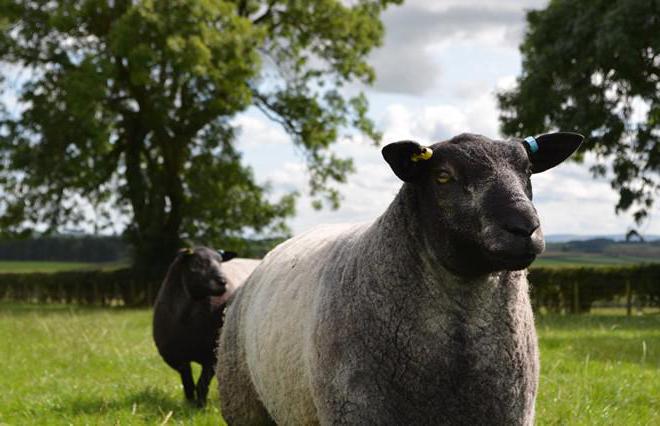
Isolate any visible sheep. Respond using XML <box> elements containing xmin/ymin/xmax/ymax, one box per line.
<box><xmin>152</xmin><ymin>246</ymin><xmax>259</xmax><ymax>407</ymax></box>
<box><xmin>216</xmin><ymin>132</ymin><xmax>583</xmax><ymax>425</ymax></box>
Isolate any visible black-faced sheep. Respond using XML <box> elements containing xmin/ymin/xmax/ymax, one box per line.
<box><xmin>216</xmin><ymin>132</ymin><xmax>583</xmax><ymax>425</ymax></box>
<box><xmin>152</xmin><ymin>247</ymin><xmax>259</xmax><ymax>406</ymax></box>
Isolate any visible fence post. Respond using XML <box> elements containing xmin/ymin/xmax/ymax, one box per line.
<box><xmin>625</xmin><ymin>279</ymin><xmax>632</xmax><ymax>317</ymax></box>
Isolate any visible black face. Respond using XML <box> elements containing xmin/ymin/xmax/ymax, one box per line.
<box><xmin>383</xmin><ymin>132</ymin><xmax>583</xmax><ymax>276</ymax></box>
<box><xmin>179</xmin><ymin>248</ymin><xmax>228</xmax><ymax>300</ymax></box>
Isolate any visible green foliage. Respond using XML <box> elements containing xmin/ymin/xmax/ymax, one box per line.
<box><xmin>528</xmin><ymin>264</ymin><xmax>660</xmax><ymax>313</ymax></box>
<box><xmin>0</xmin><ymin>268</ymin><xmax>160</xmax><ymax>305</ymax></box>
<box><xmin>0</xmin><ymin>235</ymin><xmax>128</xmax><ymax>262</ymax></box>
<box><xmin>1</xmin><ymin>304</ymin><xmax>658</xmax><ymax>424</ymax></box>
<box><xmin>0</xmin><ymin>0</ymin><xmax>401</xmax><ymax>271</ymax></box>
<box><xmin>2</xmin><ymin>264</ymin><xmax>658</xmax><ymax>311</ymax></box>
<box><xmin>498</xmin><ymin>0</ymin><xmax>660</xmax><ymax>224</ymax></box>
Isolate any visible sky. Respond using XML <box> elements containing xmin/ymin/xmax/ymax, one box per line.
<box><xmin>235</xmin><ymin>0</ymin><xmax>660</xmax><ymax>238</ymax></box>
<box><xmin>1</xmin><ymin>0</ymin><xmax>657</xmax><ymax>239</ymax></box>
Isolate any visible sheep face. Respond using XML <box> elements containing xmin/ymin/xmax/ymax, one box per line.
<box><xmin>179</xmin><ymin>248</ymin><xmax>237</xmax><ymax>302</ymax></box>
<box><xmin>383</xmin><ymin>132</ymin><xmax>582</xmax><ymax>276</ymax></box>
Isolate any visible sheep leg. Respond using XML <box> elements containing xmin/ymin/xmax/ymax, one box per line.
<box><xmin>177</xmin><ymin>363</ymin><xmax>196</xmax><ymax>402</ymax></box>
<box><xmin>195</xmin><ymin>363</ymin><xmax>215</xmax><ymax>407</ymax></box>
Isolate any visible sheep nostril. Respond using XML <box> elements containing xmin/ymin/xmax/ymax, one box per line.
<box><xmin>503</xmin><ymin>216</ymin><xmax>540</xmax><ymax>237</ymax></box>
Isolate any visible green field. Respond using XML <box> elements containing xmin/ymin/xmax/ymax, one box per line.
<box><xmin>0</xmin><ymin>303</ymin><xmax>658</xmax><ymax>425</ymax></box>
<box><xmin>533</xmin><ymin>252</ymin><xmax>659</xmax><ymax>268</ymax></box>
<box><xmin>0</xmin><ymin>261</ymin><xmax>126</xmax><ymax>273</ymax></box>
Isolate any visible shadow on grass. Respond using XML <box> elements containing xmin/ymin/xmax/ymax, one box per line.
<box><xmin>56</xmin><ymin>387</ymin><xmax>216</xmax><ymax>422</ymax></box>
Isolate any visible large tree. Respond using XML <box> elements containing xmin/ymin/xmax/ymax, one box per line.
<box><xmin>0</xmin><ymin>0</ymin><xmax>400</xmax><ymax>274</ymax></box>
<box><xmin>498</xmin><ymin>0</ymin><xmax>659</xmax><ymax>224</ymax></box>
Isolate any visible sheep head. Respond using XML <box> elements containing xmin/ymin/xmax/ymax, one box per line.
<box><xmin>382</xmin><ymin>132</ymin><xmax>583</xmax><ymax>276</ymax></box>
<box><xmin>177</xmin><ymin>247</ymin><xmax>237</xmax><ymax>301</ymax></box>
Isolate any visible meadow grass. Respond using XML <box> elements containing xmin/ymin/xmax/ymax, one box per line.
<box><xmin>0</xmin><ymin>261</ymin><xmax>126</xmax><ymax>273</ymax></box>
<box><xmin>0</xmin><ymin>303</ymin><xmax>658</xmax><ymax>425</ymax></box>
<box><xmin>533</xmin><ymin>253</ymin><xmax>659</xmax><ymax>268</ymax></box>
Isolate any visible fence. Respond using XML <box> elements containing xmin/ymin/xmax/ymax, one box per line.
<box><xmin>0</xmin><ymin>264</ymin><xmax>659</xmax><ymax>312</ymax></box>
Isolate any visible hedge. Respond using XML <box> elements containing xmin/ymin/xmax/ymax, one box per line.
<box><xmin>0</xmin><ymin>264</ymin><xmax>659</xmax><ymax>311</ymax></box>
<box><xmin>528</xmin><ymin>263</ymin><xmax>660</xmax><ymax>314</ymax></box>
<box><xmin>0</xmin><ymin>269</ymin><xmax>160</xmax><ymax>307</ymax></box>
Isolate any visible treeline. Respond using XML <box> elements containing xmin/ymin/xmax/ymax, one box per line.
<box><xmin>0</xmin><ymin>236</ymin><xmax>129</xmax><ymax>262</ymax></box>
<box><xmin>545</xmin><ymin>238</ymin><xmax>660</xmax><ymax>259</ymax></box>
<box><xmin>528</xmin><ymin>264</ymin><xmax>660</xmax><ymax>314</ymax></box>
<box><xmin>1</xmin><ymin>264</ymin><xmax>659</xmax><ymax>312</ymax></box>
<box><xmin>0</xmin><ymin>236</ymin><xmax>287</xmax><ymax>263</ymax></box>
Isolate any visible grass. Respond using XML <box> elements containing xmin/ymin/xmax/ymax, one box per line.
<box><xmin>0</xmin><ymin>303</ymin><xmax>222</xmax><ymax>425</ymax></box>
<box><xmin>0</xmin><ymin>261</ymin><xmax>127</xmax><ymax>273</ymax></box>
<box><xmin>533</xmin><ymin>252</ymin><xmax>659</xmax><ymax>268</ymax></box>
<box><xmin>0</xmin><ymin>303</ymin><xmax>658</xmax><ymax>425</ymax></box>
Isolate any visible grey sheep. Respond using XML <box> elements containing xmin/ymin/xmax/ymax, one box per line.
<box><xmin>217</xmin><ymin>132</ymin><xmax>583</xmax><ymax>425</ymax></box>
<box><xmin>153</xmin><ymin>247</ymin><xmax>259</xmax><ymax>406</ymax></box>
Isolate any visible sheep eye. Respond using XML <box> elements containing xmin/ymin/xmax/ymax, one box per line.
<box><xmin>436</xmin><ymin>170</ymin><xmax>453</xmax><ymax>184</ymax></box>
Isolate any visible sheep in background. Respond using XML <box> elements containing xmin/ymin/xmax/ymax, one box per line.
<box><xmin>216</xmin><ymin>132</ymin><xmax>583</xmax><ymax>424</ymax></box>
<box><xmin>153</xmin><ymin>247</ymin><xmax>259</xmax><ymax>407</ymax></box>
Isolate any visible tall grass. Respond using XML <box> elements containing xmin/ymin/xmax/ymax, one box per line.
<box><xmin>0</xmin><ymin>303</ymin><xmax>657</xmax><ymax>425</ymax></box>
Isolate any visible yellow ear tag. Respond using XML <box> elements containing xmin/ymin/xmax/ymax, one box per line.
<box><xmin>184</xmin><ymin>248</ymin><xmax>193</xmax><ymax>255</ymax></box>
<box><xmin>410</xmin><ymin>147</ymin><xmax>433</xmax><ymax>162</ymax></box>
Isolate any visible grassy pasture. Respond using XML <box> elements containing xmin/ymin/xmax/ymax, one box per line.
<box><xmin>0</xmin><ymin>303</ymin><xmax>658</xmax><ymax>425</ymax></box>
<box><xmin>533</xmin><ymin>253</ymin><xmax>659</xmax><ymax>268</ymax></box>
<box><xmin>0</xmin><ymin>261</ymin><xmax>126</xmax><ymax>273</ymax></box>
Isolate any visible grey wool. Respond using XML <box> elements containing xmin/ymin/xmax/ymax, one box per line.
<box><xmin>152</xmin><ymin>247</ymin><xmax>259</xmax><ymax>407</ymax></box>
<box><xmin>216</xmin><ymin>132</ymin><xmax>583</xmax><ymax>425</ymax></box>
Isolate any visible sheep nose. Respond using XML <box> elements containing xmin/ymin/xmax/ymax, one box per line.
<box><xmin>503</xmin><ymin>213</ymin><xmax>540</xmax><ymax>237</ymax></box>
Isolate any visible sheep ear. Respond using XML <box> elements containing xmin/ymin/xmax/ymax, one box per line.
<box><xmin>177</xmin><ymin>247</ymin><xmax>194</xmax><ymax>258</ymax></box>
<box><xmin>382</xmin><ymin>140</ymin><xmax>433</xmax><ymax>182</ymax></box>
<box><xmin>523</xmin><ymin>132</ymin><xmax>584</xmax><ymax>173</ymax></box>
<box><xmin>218</xmin><ymin>250</ymin><xmax>237</xmax><ymax>262</ymax></box>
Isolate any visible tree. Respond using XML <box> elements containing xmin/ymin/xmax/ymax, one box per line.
<box><xmin>0</xmin><ymin>0</ymin><xmax>401</xmax><ymax>275</ymax></box>
<box><xmin>498</xmin><ymin>0</ymin><xmax>659</xmax><ymax>225</ymax></box>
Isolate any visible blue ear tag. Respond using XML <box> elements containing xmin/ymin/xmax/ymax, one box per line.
<box><xmin>524</xmin><ymin>136</ymin><xmax>539</xmax><ymax>153</ymax></box>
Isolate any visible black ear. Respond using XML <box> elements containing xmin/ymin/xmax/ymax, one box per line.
<box><xmin>218</xmin><ymin>250</ymin><xmax>237</xmax><ymax>262</ymax></box>
<box><xmin>523</xmin><ymin>132</ymin><xmax>584</xmax><ymax>173</ymax></box>
<box><xmin>382</xmin><ymin>140</ymin><xmax>434</xmax><ymax>182</ymax></box>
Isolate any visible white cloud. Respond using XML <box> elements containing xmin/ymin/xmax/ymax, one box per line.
<box><xmin>232</xmin><ymin>113</ymin><xmax>290</xmax><ymax>148</ymax></box>
<box><xmin>370</xmin><ymin>0</ymin><xmax>549</xmax><ymax>95</ymax></box>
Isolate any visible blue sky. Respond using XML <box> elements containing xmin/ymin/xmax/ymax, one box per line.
<box><xmin>235</xmin><ymin>0</ymin><xmax>660</xmax><ymax>237</ymax></box>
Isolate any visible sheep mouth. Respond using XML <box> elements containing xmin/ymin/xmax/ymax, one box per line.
<box><xmin>482</xmin><ymin>233</ymin><xmax>544</xmax><ymax>270</ymax></box>
<box><xmin>210</xmin><ymin>289</ymin><xmax>231</xmax><ymax>306</ymax></box>
<box><xmin>484</xmin><ymin>250</ymin><xmax>537</xmax><ymax>270</ymax></box>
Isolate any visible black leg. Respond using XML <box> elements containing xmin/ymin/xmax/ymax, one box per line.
<box><xmin>177</xmin><ymin>363</ymin><xmax>195</xmax><ymax>402</ymax></box>
<box><xmin>195</xmin><ymin>363</ymin><xmax>215</xmax><ymax>407</ymax></box>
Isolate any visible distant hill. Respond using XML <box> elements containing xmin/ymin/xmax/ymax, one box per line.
<box><xmin>536</xmin><ymin>236</ymin><xmax>660</xmax><ymax>267</ymax></box>
<box><xmin>545</xmin><ymin>234</ymin><xmax>660</xmax><ymax>243</ymax></box>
